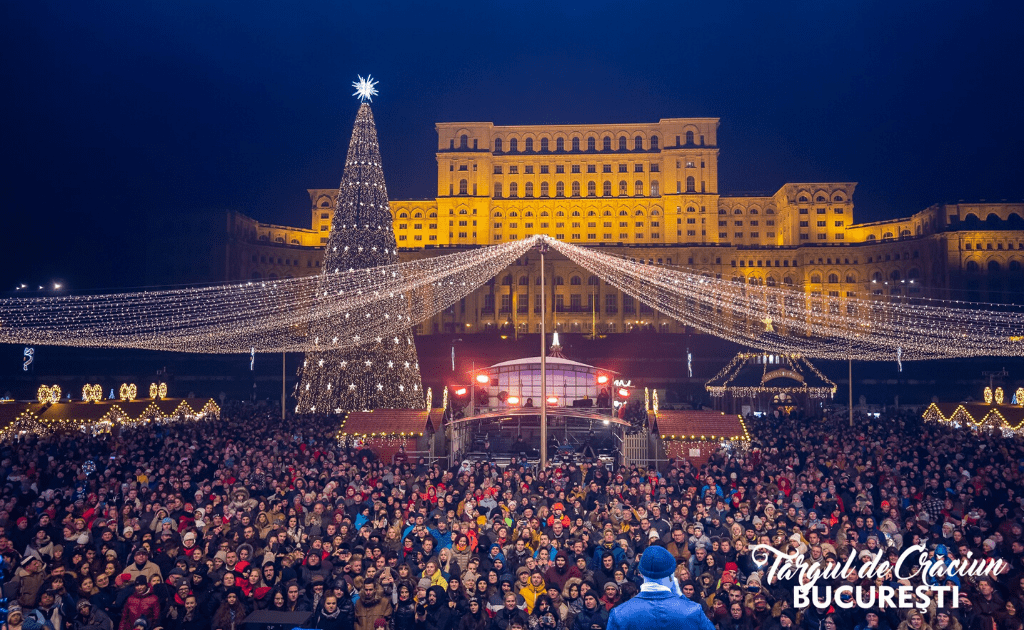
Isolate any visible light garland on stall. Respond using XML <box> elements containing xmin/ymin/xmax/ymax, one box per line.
<box><xmin>705</xmin><ymin>352</ymin><xmax>837</xmax><ymax>399</ymax></box>
<box><xmin>0</xmin><ymin>398</ymin><xmax>219</xmax><ymax>440</ymax></box>
<box><xmin>149</xmin><ymin>382</ymin><xmax>168</xmax><ymax>399</ymax></box>
<box><xmin>922</xmin><ymin>402</ymin><xmax>1024</xmax><ymax>435</ymax></box>
<box><xmin>985</xmin><ymin>387</ymin><xmax>994</xmax><ymax>404</ymax></box>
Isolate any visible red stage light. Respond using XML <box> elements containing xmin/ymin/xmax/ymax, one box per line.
<box><xmin>475</xmin><ymin>374</ymin><xmax>490</xmax><ymax>384</ymax></box>
<box><xmin>617</xmin><ymin>388</ymin><xmax>630</xmax><ymax>398</ymax></box>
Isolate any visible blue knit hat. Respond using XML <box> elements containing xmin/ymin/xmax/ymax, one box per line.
<box><xmin>638</xmin><ymin>545</ymin><xmax>675</xmax><ymax>579</ymax></box>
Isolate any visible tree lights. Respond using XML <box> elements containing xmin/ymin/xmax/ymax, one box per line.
<box><xmin>297</xmin><ymin>102</ymin><xmax>427</xmax><ymax>413</ymax></box>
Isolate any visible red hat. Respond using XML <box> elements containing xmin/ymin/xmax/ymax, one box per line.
<box><xmin>552</xmin><ymin>503</ymin><xmax>565</xmax><ymax>511</ymax></box>
<box><xmin>16</xmin><ymin>517</ymin><xmax>28</xmax><ymax>525</ymax></box>
<box><xmin>725</xmin><ymin>562</ymin><xmax>739</xmax><ymax>573</ymax></box>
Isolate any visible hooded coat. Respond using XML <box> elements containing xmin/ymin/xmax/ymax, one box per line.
<box><xmin>417</xmin><ymin>586</ymin><xmax>455</xmax><ymax>630</ymax></box>
<box><xmin>544</xmin><ymin>553</ymin><xmax>582</xmax><ymax>593</ymax></box>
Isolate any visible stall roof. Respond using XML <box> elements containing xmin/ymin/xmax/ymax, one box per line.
<box><xmin>339</xmin><ymin>409</ymin><xmax>437</xmax><ymax>436</ymax></box>
<box><xmin>652</xmin><ymin>410</ymin><xmax>749</xmax><ymax>441</ymax></box>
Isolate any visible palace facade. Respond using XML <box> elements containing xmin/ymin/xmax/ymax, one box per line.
<box><xmin>145</xmin><ymin>117</ymin><xmax>1024</xmax><ymax>336</ymax></box>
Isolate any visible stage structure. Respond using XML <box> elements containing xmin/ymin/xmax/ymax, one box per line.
<box><xmin>443</xmin><ymin>336</ymin><xmax>651</xmax><ymax>467</ymax></box>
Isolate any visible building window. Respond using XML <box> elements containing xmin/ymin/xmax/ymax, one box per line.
<box><xmin>494</xmin><ymin>138</ymin><xmax>502</xmax><ymax>152</ymax></box>
<box><xmin>509</xmin><ymin>165</ymin><xmax>518</xmax><ymax>174</ymax></box>
<box><xmin>540</xmin><ymin>138</ymin><xmax>548</xmax><ymax>151</ymax></box>
<box><xmin>525</xmin><ymin>138</ymin><xmax>533</xmax><ymax>151</ymax></box>
<box><xmin>635</xmin><ymin>180</ymin><xmax>643</xmax><ymax>196</ymax></box>
<box><xmin>685</xmin><ymin>130</ymin><xmax>694</xmax><ymax>145</ymax></box>
<box><xmin>588</xmin><ymin>181</ymin><xmax>596</xmax><ymax>196</ymax></box>
<box><xmin>571</xmin><ymin>181</ymin><xmax>580</xmax><ymax>196</ymax></box>
<box><xmin>509</xmin><ymin>138</ymin><xmax>518</xmax><ymax>152</ymax></box>
<box><xmin>634</xmin><ymin>135</ymin><xmax>643</xmax><ymax>150</ymax></box>
<box><xmin>540</xmin><ymin>165</ymin><xmax>548</xmax><ymax>174</ymax></box>
<box><xmin>459</xmin><ymin>179</ymin><xmax>468</xmax><ymax>195</ymax></box>
<box><xmin>686</xmin><ymin>176</ymin><xmax>695</xmax><ymax>192</ymax></box>
<box><xmin>603</xmin><ymin>164</ymin><xmax>612</xmax><ymax>173</ymax></box>
<box><xmin>509</xmin><ymin>182</ymin><xmax>518</xmax><ymax>198</ymax></box>
<box><xmin>603</xmin><ymin>136</ymin><xmax>612</xmax><ymax>150</ymax></box>
<box><xmin>494</xmin><ymin>183</ymin><xmax>502</xmax><ymax>198</ymax></box>
<box><xmin>572</xmin><ymin>137</ymin><xmax>580</xmax><ymax>151</ymax></box>
<box><xmin>524</xmin><ymin>182</ymin><xmax>533</xmax><ymax>197</ymax></box>
<box><xmin>571</xmin><ymin>165</ymin><xmax>580</xmax><ymax>174</ymax></box>
<box><xmin>603</xmin><ymin>181</ymin><xmax>612</xmax><ymax>196</ymax></box>
<box><xmin>540</xmin><ymin>182</ymin><xmax>549</xmax><ymax>197</ymax></box>
<box><xmin>524</xmin><ymin>165</ymin><xmax>534</xmax><ymax>174</ymax></box>
<box><xmin>556</xmin><ymin>138</ymin><xmax>564</xmax><ymax>151</ymax></box>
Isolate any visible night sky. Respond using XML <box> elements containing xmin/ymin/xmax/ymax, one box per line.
<box><xmin>2</xmin><ymin>0</ymin><xmax>1022</xmax><ymax>292</ymax></box>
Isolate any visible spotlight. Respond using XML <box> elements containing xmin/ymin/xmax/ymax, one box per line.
<box><xmin>618</xmin><ymin>388</ymin><xmax>630</xmax><ymax>398</ymax></box>
<box><xmin>454</xmin><ymin>387</ymin><xmax>467</xmax><ymax>397</ymax></box>
<box><xmin>546</xmin><ymin>396</ymin><xmax>558</xmax><ymax>405</ymax></box>
<box><xmin>597</xmin><ymin>374</ymin><xmax>609</xmax><ymax>384</ymax></box>
<box><xmin>507</xmin><ymin>396</ymin><xmax>520</xmax><ymax>406</ymax></box>
<box><xmin>475</xmin><ymin>374</ymin><xmax>490</xmax><ymax>384</ymax></box>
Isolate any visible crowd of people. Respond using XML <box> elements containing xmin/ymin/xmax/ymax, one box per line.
<box><xmin>1</xmin><ymin>400</ymin><xmax>1023</xmax><ymax>630</ymax></box>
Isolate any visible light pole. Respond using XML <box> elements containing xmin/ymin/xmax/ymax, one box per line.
<box><xmin>848</xmin><ymin>358</ymin><xmax>853</xmax><ymax>427</ymax></box>
<box><xmin>539</xmin><ymin>240</ymin><xmax>549</xmax><ymax>468</ymax></box>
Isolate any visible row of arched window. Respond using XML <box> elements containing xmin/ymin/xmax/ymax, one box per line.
<box><xmin>492</xmin><ymin>134</ymin><xmax>660</xmax><ymax>153</ymax></box>
<box><xmin>499</xmin><ymin>274</ymin><xmax>601</xmax><ymax>286</ymax></box>
<box><xmin>492</xmin><ymin>180</ymin><xmax>659</xmax><ymax>197</ymax></box>
<box><xmin>797</xmin><ymin>194</ymin><xmax>847</xmax><ymax>203</ymax></box>
<box><xmin>493</xmin><ymin>209</ymin><xmax>661</xmax><ymax>217</ymax></box>
<box><xmin>965</xmin><ymin>260</ymin><xmax>1023</xmax><ymax>272</ymax></box>
<box><xmin>720</xmin><ymin>207</ymin><xmax>777</xmax><ymax>215</ymax></box>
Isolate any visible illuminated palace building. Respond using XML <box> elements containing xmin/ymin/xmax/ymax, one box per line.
<box><xmin>148</xmin><ymin>118</ymin><xmax>1024</xmax><ymax>335</ymax></box>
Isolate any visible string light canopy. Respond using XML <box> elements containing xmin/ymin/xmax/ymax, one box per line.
<box><xmin>0</xmin><ymin>236</ymin><xmax>1021</xmax><ymax>362</ymax></box>
<box><xmin>544</xmin><ymin>237</ymin><xmax>1024</xmax><ymax>361</ymax></box>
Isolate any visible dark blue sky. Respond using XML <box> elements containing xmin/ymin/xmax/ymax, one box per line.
<box><xmin>2</xmin><ymin>0</ymin><xmax>1022</xmax><ymax>290</ymax></box>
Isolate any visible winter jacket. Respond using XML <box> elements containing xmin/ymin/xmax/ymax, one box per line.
<box><xmin>571</xmin><ymin>604</ymin><xmax>608</xmax><ymax>630</ymax></box>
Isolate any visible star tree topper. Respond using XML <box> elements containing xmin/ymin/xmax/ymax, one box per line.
<box><xmin>352</xmin><ymin>74</ymin><xmax>379</xmax><ymax>102</ymax></box>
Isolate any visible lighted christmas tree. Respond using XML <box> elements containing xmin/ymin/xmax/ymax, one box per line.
<box><xmin>296</xmin><ymin>77</ymin><xmax>424</xmax><ymax>413</ymax></box>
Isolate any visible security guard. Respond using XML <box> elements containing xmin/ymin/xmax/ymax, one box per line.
<box><xmin>607</xmin><ymin>546</ymin><xmax>716</xmax><ymax>630</ymax></box>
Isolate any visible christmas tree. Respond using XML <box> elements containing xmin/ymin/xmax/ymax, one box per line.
<box><xmin>296</xmin><ymin>84</ymin><xmax>423</xmax><ymax>413</ymax></box>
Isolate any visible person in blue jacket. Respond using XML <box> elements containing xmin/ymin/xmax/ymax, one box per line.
<box><xmin>606</xmin><ymin>546</ymin><xmax>715</xmax><ymax>630</ymax></box>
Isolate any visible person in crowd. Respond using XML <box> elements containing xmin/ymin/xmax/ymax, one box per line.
<box><xmin>1</xmin><ymin>402</ymin><xmax>1024</xmax><ymax>630</ymax></box>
